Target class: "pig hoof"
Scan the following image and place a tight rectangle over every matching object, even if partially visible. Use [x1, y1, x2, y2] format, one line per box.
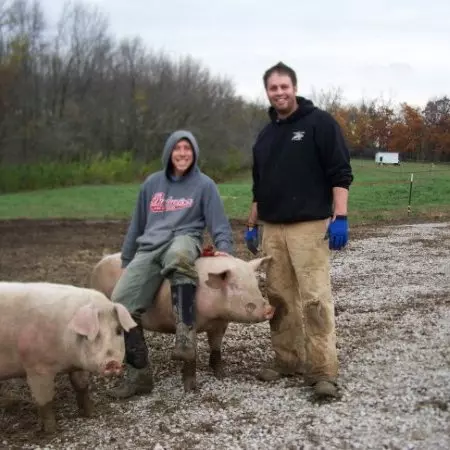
[38, 403, 57, 434]
[37, 426, 57, 436]
[78, 397, 94, 418]
[79, 407, 93, 418]
[212, 364, 225, 380]
[39, 417, 57, 434]
[209, 351, 225, 379]
[183, 377, 197, 392]
[41, 423, 57, 434]
[182, 361, 197, 392]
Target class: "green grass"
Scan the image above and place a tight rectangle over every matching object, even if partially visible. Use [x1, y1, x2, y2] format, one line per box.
[0, 160, 449, 224]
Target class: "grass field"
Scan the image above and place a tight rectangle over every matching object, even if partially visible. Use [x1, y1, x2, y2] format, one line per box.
[0, 160, 449, 224]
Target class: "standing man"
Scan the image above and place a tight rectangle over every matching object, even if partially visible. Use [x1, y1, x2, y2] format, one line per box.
[245, 62, 353, 399]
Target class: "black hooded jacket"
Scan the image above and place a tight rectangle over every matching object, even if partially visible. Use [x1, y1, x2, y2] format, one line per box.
[252, 96, 353, 224]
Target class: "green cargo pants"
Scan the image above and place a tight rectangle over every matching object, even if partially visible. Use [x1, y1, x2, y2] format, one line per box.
[111, 234, 201, 314]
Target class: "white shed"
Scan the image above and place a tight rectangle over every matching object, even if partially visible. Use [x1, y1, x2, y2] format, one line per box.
[375, 152, 400, 165]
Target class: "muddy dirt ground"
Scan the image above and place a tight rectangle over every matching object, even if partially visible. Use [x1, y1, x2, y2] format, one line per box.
[0, 219, 449, 449]
[0, 219, 261, 447]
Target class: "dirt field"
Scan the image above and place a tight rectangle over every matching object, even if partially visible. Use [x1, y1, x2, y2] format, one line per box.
[0, 219, 449, 449]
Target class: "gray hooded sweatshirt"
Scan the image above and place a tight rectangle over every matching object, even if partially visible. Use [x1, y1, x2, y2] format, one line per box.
[120, 130, 233, 268]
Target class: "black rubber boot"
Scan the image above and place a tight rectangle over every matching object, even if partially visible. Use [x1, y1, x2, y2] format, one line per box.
[171, 284, 197, 362]
[123, 312, 149, 370]
[108, 312, 153, 399]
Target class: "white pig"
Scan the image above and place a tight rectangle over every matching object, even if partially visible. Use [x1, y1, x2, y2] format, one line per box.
[0, 282, 137, 433]
[90, 252, 274, 392]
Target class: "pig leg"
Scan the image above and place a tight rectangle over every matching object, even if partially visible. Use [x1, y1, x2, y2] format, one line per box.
[182, 360, 197, 392]
[26, 372, 57, 433]
[207, 322, 228, 379]
[69, 370, 93, 418]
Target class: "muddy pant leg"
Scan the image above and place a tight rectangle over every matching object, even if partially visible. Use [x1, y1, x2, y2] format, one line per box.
[111, 250, 164, 370]
[160, 235, 201, 286]
[161, 235, 201, 361]
[262, 223, 305, 372]
[111, 250, 164, 315]
[286, 220, 338, 384]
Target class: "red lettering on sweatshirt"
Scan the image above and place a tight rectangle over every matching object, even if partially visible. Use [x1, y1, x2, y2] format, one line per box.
[150, 192, 194, 213]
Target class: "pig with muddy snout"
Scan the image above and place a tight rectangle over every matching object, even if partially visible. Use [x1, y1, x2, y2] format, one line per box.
[0, 282, 137, 433]
[90, 253, 274, 392]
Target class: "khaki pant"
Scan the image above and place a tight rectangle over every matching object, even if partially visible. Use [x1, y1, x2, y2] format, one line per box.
[111, 235, 201, 315]
[262, 219, 338, 383]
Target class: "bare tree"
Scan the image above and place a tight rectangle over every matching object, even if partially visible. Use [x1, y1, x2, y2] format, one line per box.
[310, 86, 344, 114]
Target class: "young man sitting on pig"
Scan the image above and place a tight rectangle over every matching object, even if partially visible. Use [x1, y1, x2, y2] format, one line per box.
[110, 130, 233, 398]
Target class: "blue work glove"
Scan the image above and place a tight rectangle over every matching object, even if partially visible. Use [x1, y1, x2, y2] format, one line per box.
[244, 224, 259, 255]
[327, 215, 348, 250]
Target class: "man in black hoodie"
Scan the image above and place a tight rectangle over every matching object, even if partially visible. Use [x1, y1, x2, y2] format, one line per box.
[245, 62, 353, 399]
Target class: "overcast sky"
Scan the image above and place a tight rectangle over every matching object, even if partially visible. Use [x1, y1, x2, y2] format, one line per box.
[40, 0, 450, 108]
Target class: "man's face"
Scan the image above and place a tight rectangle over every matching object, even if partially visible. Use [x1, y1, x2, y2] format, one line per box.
[171, 139, 194, 175]
[265, 72, 297, 116]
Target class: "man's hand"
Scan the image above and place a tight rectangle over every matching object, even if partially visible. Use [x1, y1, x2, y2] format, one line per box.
[202, 246, 232, 257]
[326, 216, 348, 250]
[213, 251, 231, 257]
[244, 225, 259, 255]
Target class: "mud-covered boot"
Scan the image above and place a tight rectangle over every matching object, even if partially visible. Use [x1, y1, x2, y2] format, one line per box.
[171, 283, 197, 362]
[108, 364, 154, 399]
[313, 380, 339, 399]
[108, 313, 153, 399]
[257, 360, 303, 382]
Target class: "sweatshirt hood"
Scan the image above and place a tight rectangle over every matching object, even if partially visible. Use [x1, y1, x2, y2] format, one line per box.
[269, 96, 316, 124]
[162, 130, 200, 177]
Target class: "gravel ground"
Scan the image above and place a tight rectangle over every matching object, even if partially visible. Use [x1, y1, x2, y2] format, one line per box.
[1, 221, 449, 449]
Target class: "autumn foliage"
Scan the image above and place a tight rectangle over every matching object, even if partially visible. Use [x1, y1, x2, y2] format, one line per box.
[332, 98, 450, 162]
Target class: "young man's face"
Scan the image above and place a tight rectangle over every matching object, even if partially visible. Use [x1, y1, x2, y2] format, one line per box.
[171, 139, 194, 176]
[265, 72, 297, 117]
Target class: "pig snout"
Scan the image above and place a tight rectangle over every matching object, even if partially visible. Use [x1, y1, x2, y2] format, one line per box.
[264, 305, 275, 320]
[102, 360, 124, 377]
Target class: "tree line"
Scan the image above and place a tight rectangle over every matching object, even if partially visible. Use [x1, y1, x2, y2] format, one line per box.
[311, 88, 450, 162]
[0, 0, 267, 170]
[1, 0, 449, 173]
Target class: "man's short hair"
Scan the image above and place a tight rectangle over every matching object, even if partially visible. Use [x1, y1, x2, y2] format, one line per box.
[263, 62, 297, 88]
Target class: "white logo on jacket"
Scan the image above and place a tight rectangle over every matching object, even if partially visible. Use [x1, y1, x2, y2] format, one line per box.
[292, 131, 305, 141]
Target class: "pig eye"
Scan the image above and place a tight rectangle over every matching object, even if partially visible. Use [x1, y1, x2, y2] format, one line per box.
[116, 326, 123, 336]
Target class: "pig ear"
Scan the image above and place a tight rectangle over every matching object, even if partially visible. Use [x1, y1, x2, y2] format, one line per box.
[205, 270, 230, 290]
[68, 304, 100, 341]
[114, 304, 137, 332]
[248, 256, 272, 272]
